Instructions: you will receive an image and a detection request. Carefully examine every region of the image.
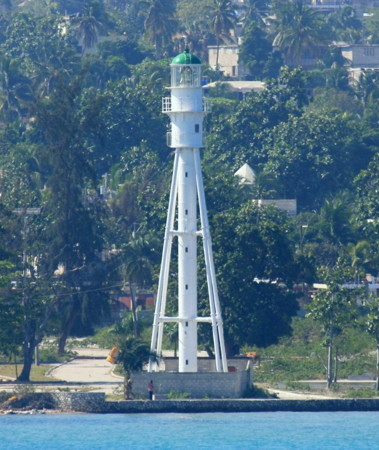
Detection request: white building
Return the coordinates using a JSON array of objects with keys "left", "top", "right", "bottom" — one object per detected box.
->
[{"left": 208, "top": 44, "right": 247, "bottom": 78}]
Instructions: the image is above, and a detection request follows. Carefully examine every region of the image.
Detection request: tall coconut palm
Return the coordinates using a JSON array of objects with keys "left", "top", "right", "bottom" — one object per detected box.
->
[
  {"left": 76, "top": 8, "right": 103, "bottom": 54},
  {"left": 210, "top": 0, "right": 237, "bottom": 69},
  {"left": 271, "top": 0, "right": 326, "bottom": 66},
  {"left": 144, "top": 0, "right": 177, "bottom": 58}
]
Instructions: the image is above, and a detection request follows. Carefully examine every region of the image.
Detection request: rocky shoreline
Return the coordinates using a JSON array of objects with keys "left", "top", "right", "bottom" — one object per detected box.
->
[{"left": 1, "top": 393, "right": 379, "bottom": 414}]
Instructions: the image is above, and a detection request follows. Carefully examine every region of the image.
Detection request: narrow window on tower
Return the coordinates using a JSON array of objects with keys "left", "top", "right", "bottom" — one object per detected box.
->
[
  {"left": 186, "top": 321, "right": 188, "bottom": 327},
  {"left": 185, "top": 172, "right": 188, "bottom": 177},
  {"left": 185, "top": 284, "right": 188, "bottom": 290},
  {"left": 186, "top": 360, "right": 188, "bottom": 365},
  {"left": 185, "top": 209, "right": 188, "bottom": 215},
  {"left": 195, "top": 124, "right": 200, "bottom": 133},
  {"left": 185, "top": 247, "right": 188, "bottom": 253}
]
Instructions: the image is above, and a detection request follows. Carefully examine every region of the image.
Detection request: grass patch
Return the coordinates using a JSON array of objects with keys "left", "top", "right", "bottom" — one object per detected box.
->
[
  {"left": 0, "top": 364, "right": 57, "bottom": 382},
  {"left": 248, "top": 317, "right": 378, "bottom": 386},
  {"left": 342, "top": 388, "right": 379, "bottom": 399},
  {"left": 253, "top": 355, "right": 325, "bottom": 384},
  {"left": 166, "top": 391, "right": 191, "bottom": 399}
]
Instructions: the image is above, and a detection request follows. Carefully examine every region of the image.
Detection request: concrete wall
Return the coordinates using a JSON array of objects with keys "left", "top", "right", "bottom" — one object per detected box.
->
[{"left": 130, "top": 369, "right": 253, "bottom": 399}]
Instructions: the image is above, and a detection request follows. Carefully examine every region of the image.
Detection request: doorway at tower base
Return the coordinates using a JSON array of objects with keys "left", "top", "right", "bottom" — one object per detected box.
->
[{"left": 129, "top": 360, "right": 253, "bottom": 399}]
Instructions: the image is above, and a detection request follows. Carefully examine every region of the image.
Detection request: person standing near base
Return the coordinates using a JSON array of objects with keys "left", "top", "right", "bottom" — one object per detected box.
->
[{"left": 147, "top": 380, "right": 154, "bottom": 400}]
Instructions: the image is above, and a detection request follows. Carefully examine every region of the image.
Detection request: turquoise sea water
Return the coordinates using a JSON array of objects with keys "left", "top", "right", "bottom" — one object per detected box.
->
[{"left": 0, "top": 412, "right": 378, "bottom": 449}]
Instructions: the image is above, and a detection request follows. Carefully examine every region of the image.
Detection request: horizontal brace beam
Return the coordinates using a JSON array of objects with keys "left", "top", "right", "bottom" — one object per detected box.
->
[
  {"left": 169, "top": 230, "right": 202, "bottom": 237},
  {"left": 158, "top": 316, "right": 213, "bottom": 323}
]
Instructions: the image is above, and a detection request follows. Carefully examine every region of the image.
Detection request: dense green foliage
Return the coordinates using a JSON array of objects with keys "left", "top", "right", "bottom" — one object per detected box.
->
[{"left": 0, "top": 0, "right": 378, "bottom": 384}]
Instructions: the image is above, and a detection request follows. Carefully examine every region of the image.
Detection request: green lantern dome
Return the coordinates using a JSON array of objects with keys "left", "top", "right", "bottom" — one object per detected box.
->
[{"left": 171, "top": 48, "right": 201, "bottom": 65}]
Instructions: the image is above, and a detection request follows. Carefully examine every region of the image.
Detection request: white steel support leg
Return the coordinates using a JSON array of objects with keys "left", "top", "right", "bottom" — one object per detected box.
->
[
  {"left": 193, "top": 149, "right": 228, "bottom": 372},
  {"left": 148, "top": 152, "right": 179, "bottom": 372}
]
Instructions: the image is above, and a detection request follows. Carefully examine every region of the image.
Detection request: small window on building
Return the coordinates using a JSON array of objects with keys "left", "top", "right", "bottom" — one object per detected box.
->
[
  {"left": 195, "top": 124, "right": 200, "bottom": 133},
  {"left": 232, "top": 66, "right": 236, "bottom": 76},
  {"left": 186, "top": 360, "right": 188, "bottom": 365},
  {"left": 364, "top": 47, "right": 375, "bottom": 56}
]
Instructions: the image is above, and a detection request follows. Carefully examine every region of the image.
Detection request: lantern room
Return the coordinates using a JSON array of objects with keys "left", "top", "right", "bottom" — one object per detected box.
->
[{"left": 170, "top": 48, "right": 202, "bottom": 88}]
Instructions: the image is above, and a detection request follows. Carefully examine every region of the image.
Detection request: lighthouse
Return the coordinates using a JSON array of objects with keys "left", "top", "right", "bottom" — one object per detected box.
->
[{"left": 149, "top": 49, "right": 228, "bottom": 373}]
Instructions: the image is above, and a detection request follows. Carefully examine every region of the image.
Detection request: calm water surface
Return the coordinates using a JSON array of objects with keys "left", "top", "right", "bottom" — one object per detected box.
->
[{"left": 0, "top": 412, "right": 378, "bottom": 449}]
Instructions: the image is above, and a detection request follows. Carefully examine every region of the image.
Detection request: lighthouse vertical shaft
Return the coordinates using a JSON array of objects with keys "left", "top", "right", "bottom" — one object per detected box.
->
[
  {"left": 149, "top": 49, "right": 228, "bottom": 373},
  {"left": 178, "top": 149, "right": 197, "bottom": 371}
]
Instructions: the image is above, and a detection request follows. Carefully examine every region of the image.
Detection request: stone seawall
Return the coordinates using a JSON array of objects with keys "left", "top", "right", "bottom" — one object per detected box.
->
[
  {"left": 49, "top": 393, "right": 379, "bottom": 413},
  {"left": 51, "top": 393, "right": 107, "bottom": 413},
  {"left": 106, "top": 399, "right": 379, "bottom": 413}
]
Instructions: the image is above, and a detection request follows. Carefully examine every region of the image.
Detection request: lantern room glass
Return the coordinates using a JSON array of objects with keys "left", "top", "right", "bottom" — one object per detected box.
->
[{"left": 171, "top": 65, "right": 201, "bottom": 87}]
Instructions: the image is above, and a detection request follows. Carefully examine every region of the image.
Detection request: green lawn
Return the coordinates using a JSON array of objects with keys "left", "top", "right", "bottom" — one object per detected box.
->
[
  {"left": 0, "top": 364, "right": 57, "bottom": 382},
  {"left": 246, "top": 317, "right": 377, "bottom": 385}
]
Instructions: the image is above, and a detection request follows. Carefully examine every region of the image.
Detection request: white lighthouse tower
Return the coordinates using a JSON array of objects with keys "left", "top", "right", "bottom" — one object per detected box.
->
[{"left": 149, "top": 49, "right": 228, "bottom": 373}]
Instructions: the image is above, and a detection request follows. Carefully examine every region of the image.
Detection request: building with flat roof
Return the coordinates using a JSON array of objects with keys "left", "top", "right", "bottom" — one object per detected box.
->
[{"left": 208, "top": 44, "right": 247, "bottom": 78}]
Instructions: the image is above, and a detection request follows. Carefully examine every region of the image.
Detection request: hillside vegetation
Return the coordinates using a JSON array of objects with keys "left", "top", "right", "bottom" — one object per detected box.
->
[{"left": 0, "top": 0, "right": 378, "bottom": 385}]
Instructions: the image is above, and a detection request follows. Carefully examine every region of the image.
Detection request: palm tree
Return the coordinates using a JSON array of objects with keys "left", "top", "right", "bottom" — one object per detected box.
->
[
  {"left": 117, "top": 337, "right": 157, "bottom": 399},
  {"left": 327, "top": 6, "right": 362, "bottom": 44},
  {"left": 76, "top": 8, "right": 103, "bottom": 54},
  {"left": 318, "top": 193, "right": 353, "bottom": 247},
  {"left": 355, "top": 71, "right": 379, "bottom": 108},
  {"left": 271, "top": 0, "right": 326, "bottom": 66},
  {"left": 144, "top": 0, "right": 177, "bottom": 58},
  {"left": 210, "top": 0, "right": 237, "bottom": 69},
  {"left": 240, "top": 0, "right": 268, "bottom": 28},
  {"left": 181, "top": 21, "right": 213, "bottom": 62},
  {"left": 346, "top": 241, "right": 371, "bottom": 284},
  {"left": 123, "top": 236, "right": 158, "bottom": 337},
  {"left": 0, "top": 55, "right": 34, "bottom": 121}
]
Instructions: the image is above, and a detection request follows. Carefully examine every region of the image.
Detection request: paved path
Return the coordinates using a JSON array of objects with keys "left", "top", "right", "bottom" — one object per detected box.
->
[
  {"left": 49, "top": 358, "right": 122, "bottom": 384},
  {"left": 44, "top": 348, "right": 123, "bottom": 393},
  {"left": 267, "top": 389, "right": 337, "bottom": 400}
]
